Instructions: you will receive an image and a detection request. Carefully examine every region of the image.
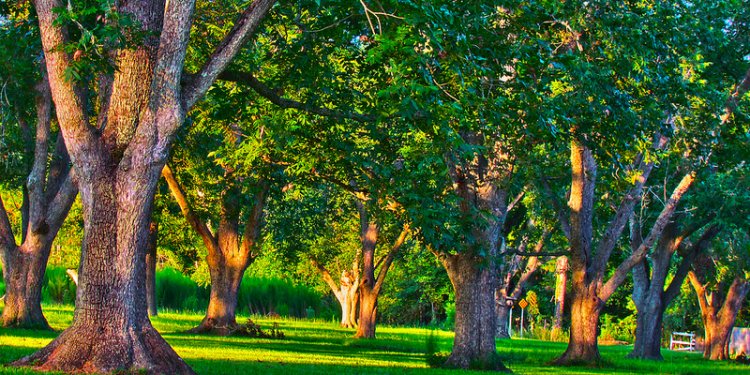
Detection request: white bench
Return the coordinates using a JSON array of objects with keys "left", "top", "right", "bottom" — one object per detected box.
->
[{"left": 670, "top": 331, "right": 696, "bottom": 351}]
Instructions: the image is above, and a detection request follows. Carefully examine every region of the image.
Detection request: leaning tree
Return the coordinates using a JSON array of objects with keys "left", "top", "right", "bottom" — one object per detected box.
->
[{"left": 12, "top": 0, "right": 276, "bottom": 372}]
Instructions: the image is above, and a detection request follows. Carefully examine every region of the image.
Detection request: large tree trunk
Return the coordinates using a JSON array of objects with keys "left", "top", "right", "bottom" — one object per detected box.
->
[
  {"left": 356, "top": 287, "right": 378, "bottom": 338},
  {"left": 12, "top": 173, "right": 194, "bottom": 374},
  {"left": 629, "top": 298, "right": 664, "bottom": 360},
  {"left": 190, "top": 255, "right": 246, "bottom": 335},
  {"left": 690, "top": 274, "right": 750, "bottom": 360},
  {"left": 555, "top": 284, "right": 602, "bottom": 364},
  {"left": 146, "top": 221, "right": 158, "bottom": 317},
  {"left": 1, "top": 240, "right": 52, "bottom": 329},
  {"left": 442, "top": 253, "right": 506, "bottom": 370}
]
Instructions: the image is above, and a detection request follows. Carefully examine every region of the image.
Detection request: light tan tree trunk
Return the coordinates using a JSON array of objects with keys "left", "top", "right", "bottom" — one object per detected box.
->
[{"left": 553, "top": 256, "right": 569, "bottom": 330}]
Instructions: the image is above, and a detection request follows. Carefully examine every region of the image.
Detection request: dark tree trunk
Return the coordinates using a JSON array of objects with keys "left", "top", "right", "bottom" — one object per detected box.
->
[
  {"left": 442, "top": 253, "right": 506, "bottom": 370},
  {"left": 629, "top": 299, "right": 664, "bottom": 360},
  {"left": 555, "top": 285, "right": 602, "bottom": 364},
  {"left": 12, "top": 173, "right": 194, "bottom": 374},
  {"left": 1, "top": 241, "right": 52, "bottom": 329},
  {"left": 495, "top": 301, "right": 511, "bottom": 339},
  {"left": 146, "top": 221, "right": 158, "bottom": 317},
  {"left": 355, "top": 217, "right": 378, "bottom": 339},
  {"left": 356, "top": 287, "right": 378, "bottom": 338}
]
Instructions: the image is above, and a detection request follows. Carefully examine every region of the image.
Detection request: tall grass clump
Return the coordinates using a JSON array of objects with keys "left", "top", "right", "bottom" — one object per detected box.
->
[
  {"left": 42, "top": 267, "right": 77, "bottom": 304},
  {"left": 155, "top": 267, "right": 209, "bottom": 311},
  {"left": 154, "top": 268, "right": 325, "bottom": 318},
  {"left": 238, "top": 277, "right": 321, "bottom": 318}
]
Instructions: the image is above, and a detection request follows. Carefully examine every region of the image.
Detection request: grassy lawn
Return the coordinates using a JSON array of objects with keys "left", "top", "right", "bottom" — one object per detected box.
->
[{"left": 0, "top": 305, "right": 747, "bottom": 374}]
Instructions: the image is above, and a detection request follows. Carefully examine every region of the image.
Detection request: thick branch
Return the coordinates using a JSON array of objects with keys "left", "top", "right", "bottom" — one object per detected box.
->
[
  {"left": 721, "top": 66, "right": 750, "bottom": 124},
  {"left": 240, "top": 181, "right": 270, "bottom": 259},
  {"left": 0, "top": 194, "right": 16, "bottom": 250},
  {"left": 26, "top": 75, "right": 53, "bottom": 235},
  {"left": 599, "top": 172, "right": 695, "bottom": 302},
  {"left": 373, "top": 224, "right": 409, "bottom": 295},
  {"left": 664, "top": 225, "right": 721, "bottom": 305},
  {"left": 310, "top": 258, "right": 343, "bottom": 301},
  {"left": 161, "top": 165, "right": 218, "bottom": 251},
  {"left": 688, "top": 270, "right": 711, "bottom": 315},
  {"left": 182, "top": 0, "right": 277, "bottom": 109},
  {"left": 509, "top": 231, "right": 549, "bottom": 299},
  {"left": 591, "top": 134, "right": 668, "bottom": 278},
  {"left": 217, "top": 70, "right": 375, "bottom": 122},
  {"left": 44, "top": 168, "right": 79, "bottom": 235}
]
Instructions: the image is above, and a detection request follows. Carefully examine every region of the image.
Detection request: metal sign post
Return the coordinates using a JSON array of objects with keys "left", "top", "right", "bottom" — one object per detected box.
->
[{"left": 518, "top": 298, "right": 528, "bottom": 338}]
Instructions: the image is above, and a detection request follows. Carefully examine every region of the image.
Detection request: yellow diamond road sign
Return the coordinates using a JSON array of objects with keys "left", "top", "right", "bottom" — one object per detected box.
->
[{"left": 518, "top": 298, "right": 528, "bottom": 309}]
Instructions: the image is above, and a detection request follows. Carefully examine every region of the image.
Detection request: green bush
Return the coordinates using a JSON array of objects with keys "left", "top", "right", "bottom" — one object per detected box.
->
[
  {"left": 600, "top": 313, "right": 636, "bottom": 343},
  {"left": 154, "top": 268, "right": 324, "bottom": 318}
]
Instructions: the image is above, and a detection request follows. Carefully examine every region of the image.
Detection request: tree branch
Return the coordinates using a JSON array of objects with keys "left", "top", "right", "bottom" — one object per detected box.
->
[
  {"left": 216, "top": 70, "right": 376, "bottom": 122},
  {"left": 310, "top": 258, "right": 343, "bottom": 301},
  {"left": 161, "top": 164, "right": 218, "bottom": 251},
  {"left": 591, "top": 134, "right": 669, "bottom": 278},
  {"left": 663, "top": 224, "right": 721, "bottom": 305},
  {"left": 240, "top": 181, "right": 270, "bottom": 260},
  {"left": 26, "top": 75, "right": 53, "bottom": 236},
  {"left": 541, "top": 177, "right": 571, "bottom": 240},
  {"left": 599, "top": 171, "right": 695, "bottom": 302},
  {"left": 721, "top": 66, "right": 750, "bottom": 124},
  {"left": 0, "top": 194, "right": 16, "bottom": 250},
  {"left": 509, "top": 230, "right": 550, "bottom": 299},
  {"left": 373, "top": 224, "right": 409, "bottom": 296},
  {"left": 182, "top": 0, "right": 277, "bottom": 109},
  {"left": 44, "top": 168, "right": 79, "bottom": 236}
]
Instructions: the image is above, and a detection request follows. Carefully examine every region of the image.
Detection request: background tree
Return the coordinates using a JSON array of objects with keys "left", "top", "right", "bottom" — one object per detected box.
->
[{"left": 0, "top": 6, "right": 77, "bottom": 329}]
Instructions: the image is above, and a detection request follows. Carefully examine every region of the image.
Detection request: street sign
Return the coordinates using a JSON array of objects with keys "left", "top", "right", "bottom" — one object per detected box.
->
[{"left": 518, "top": 298, "right": 528, "bottom": 309}]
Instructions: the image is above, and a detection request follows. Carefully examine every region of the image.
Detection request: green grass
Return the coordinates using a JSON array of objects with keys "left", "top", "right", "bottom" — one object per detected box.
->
[{"left": 1, "top": 305, "right": 747, "bottom": 374}]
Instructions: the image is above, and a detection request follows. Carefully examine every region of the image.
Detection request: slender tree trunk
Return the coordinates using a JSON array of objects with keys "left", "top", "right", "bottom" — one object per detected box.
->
[
  {"left": 442, "top": 253, "right": 507, "bottom": 370},
  {"left": 553, "top": 256, "right": 568, "bottom": 330},
  {"left": 337, "top": 283, "right": 359, "bottom": 328},
  {"left": 1, "top": 240, "right": 52, "bottom": 329},
  {"left": 495, "top": 301, "right": 511, "bottom": 339},
  {"left": 12, "top": 174, "right": 194, "bottom": 374},
  {"left": 555, "top": 284, "right": 602, "bottom": 364},
  {"left": 146, "top": 221, "right": 158, "bottom": 317}
]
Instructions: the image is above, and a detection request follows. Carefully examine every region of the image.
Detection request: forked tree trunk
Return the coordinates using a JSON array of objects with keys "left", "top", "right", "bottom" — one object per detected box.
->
[
  {"left": 191, "top": 255, "right": 247, "bottom": 335},
  {"left": 689, "top": 273, "right": 750, "bottom": 360},
  {"left": 338, "top": 281, "right": 359, "bottom": 328},
  {"left": 146, "top": 221, "right": 158, "bottom": 317},
  {"left": 442, "top": 253, "right": 506, "bottom": 370},
  {"left": 2, "top": 241, "right": 52, "bottom": 329},
  {"left": 556, "top": 284, "right": 602, "bottom": 364},
  {"left": 13, "top": 174, "right": 193, "bottom": 374}
]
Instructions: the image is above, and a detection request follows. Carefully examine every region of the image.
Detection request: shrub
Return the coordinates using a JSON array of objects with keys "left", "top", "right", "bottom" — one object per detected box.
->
[
  {"left": 600, "top": 313, "right": 636, "bottom": 343},
  {"left": 155, "top": 267, "right": 208, "bottom": 311},
  {"left": 42, "top": 267, "right": 77, "bottom": 304}
]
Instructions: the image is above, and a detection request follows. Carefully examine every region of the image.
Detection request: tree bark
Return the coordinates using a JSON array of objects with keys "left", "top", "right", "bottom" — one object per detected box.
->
[
  {"left": 1, "top": 241, "right": 52, "bottom": 329},
  {"left": 689, "top": 272, "right": 750, "bottom": 360},
  {"left": 146, "top": 221, "right": 158, "bottom": 317},
  {"left": 630, "top": 297, "right": 664, "bottom": 360},
  {"left": 495, "top": 301, "right": 511, "bottom": 339},
  {"left": 442, "top": 252, "right": 507, "bottom": 370},
  {"left": 310, "top": 259, "right": 359, "bottom": 328},
  {"left": 555, "top": 284, "right": 603, "bottom": 364},
  {"left": 553, "top": 256, "right": 569, "bottom": 330},
  {"left": 13, "top": 173, "right": 194, "bottom": 374}
]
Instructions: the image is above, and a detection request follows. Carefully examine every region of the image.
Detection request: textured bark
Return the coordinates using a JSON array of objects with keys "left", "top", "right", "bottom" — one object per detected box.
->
[
  {"left": 2, "top": 242, "right": 52, "bottom": 329},
  {"left": 0, "top": 66, "right": 77, "bottom": 330},
  {"left": 689, "top": 271, "right": 750, "bottom": 360},
  {"left": 16, "top": 0, "right": 275, "bottom": 371},
  {"left": 629, "top": 220, "right": 720, "bottom": 360},
  {"left": 554, "top": 138, "right": 693, "bottom": 365},
  {"left": 442, "top": 253, "right": 506, "bottom": 370},
  {"left": 146, "top": 222, "right": 159, "bottom": 317},
  {"left": 164, "top": 165, "right": 268, "bottom": 335}
]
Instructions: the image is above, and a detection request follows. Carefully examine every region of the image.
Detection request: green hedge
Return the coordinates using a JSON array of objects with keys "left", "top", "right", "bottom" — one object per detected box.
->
[{"left": 156, "top": 268, "right": 327, "bottom": 318}]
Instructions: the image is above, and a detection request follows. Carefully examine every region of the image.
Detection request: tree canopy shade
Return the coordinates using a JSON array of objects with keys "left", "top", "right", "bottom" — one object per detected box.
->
[{"left": 10, "top": 0, "right": 276, "bottom": 373}]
